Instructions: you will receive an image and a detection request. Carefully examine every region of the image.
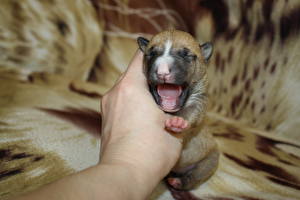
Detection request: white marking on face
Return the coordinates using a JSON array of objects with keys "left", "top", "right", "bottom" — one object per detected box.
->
[
  {"left": 155, "top": 40, "right": 174, "bottom": 73},
  {"left": 164, "top": 40, "right": 172, "bottom": 56}
]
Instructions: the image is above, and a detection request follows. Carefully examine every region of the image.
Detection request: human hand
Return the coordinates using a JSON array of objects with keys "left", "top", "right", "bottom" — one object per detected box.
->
[
  {"left": 100, "top": 50, "right": 182, "bottom": 195},
  {"left": 10, "top": 50, "right": 182, "bottom": 200}
]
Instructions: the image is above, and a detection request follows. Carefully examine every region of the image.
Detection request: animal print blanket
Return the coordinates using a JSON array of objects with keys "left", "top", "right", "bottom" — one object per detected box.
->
[{"left": 0, "top": 0, "right": 299, "bottom": 199}]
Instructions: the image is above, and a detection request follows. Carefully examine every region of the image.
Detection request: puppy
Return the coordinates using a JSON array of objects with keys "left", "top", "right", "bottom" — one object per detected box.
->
[{"left": 137, "top": 30, "right": 219, "bottom": 190}]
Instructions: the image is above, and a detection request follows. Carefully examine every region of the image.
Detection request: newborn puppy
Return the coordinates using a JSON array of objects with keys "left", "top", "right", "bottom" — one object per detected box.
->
[{"left": 137, "top": 30, "right": 219, "bottom": 190}]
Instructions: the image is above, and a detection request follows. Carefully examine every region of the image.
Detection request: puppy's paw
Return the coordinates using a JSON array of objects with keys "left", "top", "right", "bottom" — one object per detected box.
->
[{"left": 165, "top": 116, "right": 189, "bottom": 133}]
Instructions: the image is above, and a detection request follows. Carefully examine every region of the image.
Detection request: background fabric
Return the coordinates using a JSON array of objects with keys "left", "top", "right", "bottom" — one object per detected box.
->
[{"left": 0, "top": 0, "right": 299, "bottom": 199}]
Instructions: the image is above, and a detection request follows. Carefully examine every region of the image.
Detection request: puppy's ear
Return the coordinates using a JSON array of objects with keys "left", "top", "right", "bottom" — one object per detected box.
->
[
  {"left": 200, "top": 42, "right": 213, "bottom": 62},
  {"left": 137, "top": 37, "right": 149, "bottom": 52}
]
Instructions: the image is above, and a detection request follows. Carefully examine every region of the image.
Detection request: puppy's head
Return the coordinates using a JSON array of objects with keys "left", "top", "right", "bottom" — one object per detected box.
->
[{"left": 137, "top": 30, "right": 212, "bottom": 113}]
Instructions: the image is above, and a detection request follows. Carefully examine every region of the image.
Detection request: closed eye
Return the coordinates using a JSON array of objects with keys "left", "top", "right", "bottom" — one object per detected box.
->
[
  {"left": 145, "top": 47, "right": 163, "bottom": 58},
  {"left": 147, "top": 51, "right": 157, "bottom": 57},
  {"left": 176, "top": 49, "right": 197, "bottom": 61},
  {"left": 177, "top": 48, "right": 189, "bottom": 58}
]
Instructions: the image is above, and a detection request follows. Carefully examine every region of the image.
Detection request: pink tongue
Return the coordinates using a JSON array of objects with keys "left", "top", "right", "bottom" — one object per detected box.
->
[{"left": 157, "top": 84, "right": 182, "bottom": 111}]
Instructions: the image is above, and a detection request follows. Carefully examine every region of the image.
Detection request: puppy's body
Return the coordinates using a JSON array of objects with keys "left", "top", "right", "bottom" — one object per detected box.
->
[{"left": 137, "top": 30, "right": 219, "bottom": 190}]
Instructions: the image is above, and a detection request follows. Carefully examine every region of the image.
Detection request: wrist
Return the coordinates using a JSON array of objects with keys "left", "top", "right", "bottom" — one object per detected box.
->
[{"left": 96, "top": 161, "right": 159, "bottom": 200}]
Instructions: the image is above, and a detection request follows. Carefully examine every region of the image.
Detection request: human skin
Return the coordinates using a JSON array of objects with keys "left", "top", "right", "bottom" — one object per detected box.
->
[{"left": 12, "top": 50, "right": 182, "bottom": 200}]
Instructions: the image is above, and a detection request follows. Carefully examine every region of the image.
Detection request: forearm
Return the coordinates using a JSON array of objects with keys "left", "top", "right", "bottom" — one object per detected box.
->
[{"left": 14, "top": 164, "right": 153, "bottom": 200}]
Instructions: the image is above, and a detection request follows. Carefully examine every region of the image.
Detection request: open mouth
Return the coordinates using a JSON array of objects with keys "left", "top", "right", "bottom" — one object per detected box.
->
[{"left": 150, "top": 84, "right": 189, "bottom": 113}]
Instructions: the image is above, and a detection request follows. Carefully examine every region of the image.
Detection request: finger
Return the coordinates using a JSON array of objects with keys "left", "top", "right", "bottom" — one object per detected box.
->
[
  {"left": 113, "top": 72, "right": 126, "bottom": 86},
  {"left": 101, "top": 69, "right": 126, "bottom": 98},
  {"left": 101, "top": 50, "right": 146, "bottom": 107},
  {"left": 122, "top": 49, "right": 146, "bottom": 84},
  {"left": 105, "top": 49, "right": 144, "bottom": 93}
]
